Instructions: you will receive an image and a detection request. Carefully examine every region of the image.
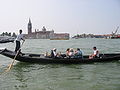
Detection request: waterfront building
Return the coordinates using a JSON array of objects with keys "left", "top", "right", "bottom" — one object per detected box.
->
[{"left": 25, "top": 19, "right": 69, "bottom": 39}]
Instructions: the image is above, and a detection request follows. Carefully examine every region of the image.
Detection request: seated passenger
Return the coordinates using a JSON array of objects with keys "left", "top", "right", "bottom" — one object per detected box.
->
[
  {"left": 51, "top": 48, "right": 57, "bottom": 58},
  {"left": 74, "top": 48, "right": 83, "bottom": 58},
  {"left": 66, "top": 48, "right": 70, "bottom": 57},
  {"left": 68, "top": 48, "right": 74, "bottom": 58},
  {"left": 89, "top": 47, "right": 99, "bottom": 59}
]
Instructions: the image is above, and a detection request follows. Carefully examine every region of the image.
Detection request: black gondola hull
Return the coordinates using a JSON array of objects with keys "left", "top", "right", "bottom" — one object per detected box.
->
[{"left": 0, "top": 49, "right": 120, "bottom": 64}]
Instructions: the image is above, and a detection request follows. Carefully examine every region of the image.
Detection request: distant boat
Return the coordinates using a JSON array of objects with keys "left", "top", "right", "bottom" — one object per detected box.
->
[
  {"left": 50, "top": 38, "right": 69, "bottom": 40},
  {"left": 110, "top": 26, "right": 120, "bottom": 39},
  {"left": 0, "top": 39, "right": 14, "bottom": 43},
  {"left": 0, "top": 48, "right": 120, "bottom": 64},
  {"left": 0, "top": 36, "right": 15, "bottom": 43},
  {"left": 110, "top": 36, "right": 120, "bottom": 39}
]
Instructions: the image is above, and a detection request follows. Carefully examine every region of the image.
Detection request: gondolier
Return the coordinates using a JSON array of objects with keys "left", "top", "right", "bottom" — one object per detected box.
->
[{"left": 15, "top": 29, "right": 25, "bottom": 52}]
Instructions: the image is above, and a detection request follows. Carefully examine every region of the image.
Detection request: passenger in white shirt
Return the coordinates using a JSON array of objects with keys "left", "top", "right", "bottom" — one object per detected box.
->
[
  {"left": 51, "top": 48, "right": 57, "bottom": 58},
  {"left": 68, "top": 48, "right": 74, "bottom": 58},
  {"left": 15, "top": 30, "right": 25, "bottom": 52},
  {"left": 89, "top": 47, "right": 99, "bottom": 59}
]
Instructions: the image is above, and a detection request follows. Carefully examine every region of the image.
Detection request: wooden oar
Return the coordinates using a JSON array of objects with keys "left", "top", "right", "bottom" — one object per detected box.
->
[{"left": 5, "top": 41, "right": 25, "bottom": 72}]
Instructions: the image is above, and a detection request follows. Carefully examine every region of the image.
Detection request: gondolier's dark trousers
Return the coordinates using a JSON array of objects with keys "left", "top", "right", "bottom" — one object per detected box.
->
[{"left": 15, "top": 41, "right": 20, "bottom": 52}]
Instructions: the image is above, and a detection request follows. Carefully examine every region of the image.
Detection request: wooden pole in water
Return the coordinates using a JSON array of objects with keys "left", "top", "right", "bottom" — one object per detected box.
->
[{"left": 5, "top": 41, "right": 25, "bottom": 72}]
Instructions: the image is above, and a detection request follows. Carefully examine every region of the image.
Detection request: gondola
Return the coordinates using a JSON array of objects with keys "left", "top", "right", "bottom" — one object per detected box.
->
[{"left": 0, "top": 48, "right": 120, "bottom": 64}]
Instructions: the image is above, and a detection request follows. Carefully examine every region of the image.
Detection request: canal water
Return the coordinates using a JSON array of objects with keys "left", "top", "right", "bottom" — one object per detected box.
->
[{"left": 0, "top": 39, "right": 120, "bottom": 90}]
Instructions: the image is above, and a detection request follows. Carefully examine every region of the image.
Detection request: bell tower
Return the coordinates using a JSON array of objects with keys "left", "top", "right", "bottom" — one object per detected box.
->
[{"left": 28, "top": 18, "right": 32, "bottom": 34}]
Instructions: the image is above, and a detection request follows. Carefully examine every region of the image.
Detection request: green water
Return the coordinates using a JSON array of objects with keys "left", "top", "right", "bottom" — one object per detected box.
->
[{"left": 0, "top": 39, "right": 120, "bottom": 90}]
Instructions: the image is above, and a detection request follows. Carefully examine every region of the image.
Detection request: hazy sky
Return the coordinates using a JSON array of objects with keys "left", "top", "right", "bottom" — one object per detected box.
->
[{"left": 0, "top": 0, "right": 120, "bottom": 36}]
